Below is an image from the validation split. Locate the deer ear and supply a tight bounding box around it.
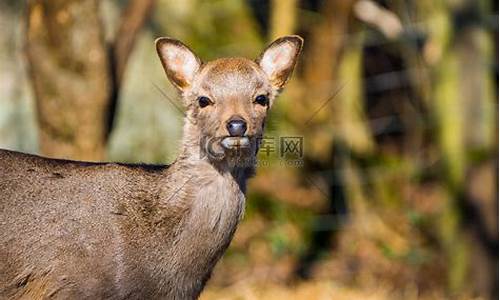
[257,35,303,89]
[156,37,202,91]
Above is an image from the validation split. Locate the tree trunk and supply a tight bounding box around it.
[269,0,297,40]
[26,0,110,161]
[26,0,154,161]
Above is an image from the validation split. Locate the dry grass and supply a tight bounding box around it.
[201,280,485,300]
[201,280,387,300]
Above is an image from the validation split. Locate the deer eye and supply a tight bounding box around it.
[197,96,212,108]
[254,95,269,106]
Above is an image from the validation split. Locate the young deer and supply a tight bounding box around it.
[0,36,303,299]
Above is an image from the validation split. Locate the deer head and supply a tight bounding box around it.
[156,36,303,168]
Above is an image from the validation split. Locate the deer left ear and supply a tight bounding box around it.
[257,35,303,89]
[156,37,202,91]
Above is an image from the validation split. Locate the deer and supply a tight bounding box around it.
[0,35,303,299]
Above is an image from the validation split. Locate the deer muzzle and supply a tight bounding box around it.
[221,136,250,149]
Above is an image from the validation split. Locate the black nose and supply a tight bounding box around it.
[226,118,247,137]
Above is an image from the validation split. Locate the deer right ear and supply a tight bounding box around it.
[257,35,303,90]
[155,37,202,91]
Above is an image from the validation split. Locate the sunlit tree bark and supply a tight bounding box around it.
[26,0,154,160]
[269,0,297,40]
[27,0,110,160]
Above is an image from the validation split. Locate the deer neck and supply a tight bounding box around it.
[141,122,250,291]
[176,118,255,192]
[163,119,252,238]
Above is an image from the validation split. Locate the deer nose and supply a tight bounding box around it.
[226,118,247,137]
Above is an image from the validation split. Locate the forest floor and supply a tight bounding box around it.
[201,279,484,300]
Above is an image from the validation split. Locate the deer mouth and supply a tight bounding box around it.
[221,136,250,150]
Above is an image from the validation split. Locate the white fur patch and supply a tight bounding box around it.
[221,137,250,149]
[156,38,201,89]
[260,41,295,78]
[163,44,199,82]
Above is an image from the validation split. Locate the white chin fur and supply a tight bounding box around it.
[221,137,250,149]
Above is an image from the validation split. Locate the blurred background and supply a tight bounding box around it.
[0,0,498,299]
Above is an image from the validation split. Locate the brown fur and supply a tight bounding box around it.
[0,36,302,299]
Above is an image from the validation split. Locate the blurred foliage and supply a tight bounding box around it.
[0,0,497,299]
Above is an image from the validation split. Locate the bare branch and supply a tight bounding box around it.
[112,0,155,86]
[105,0,155,140]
